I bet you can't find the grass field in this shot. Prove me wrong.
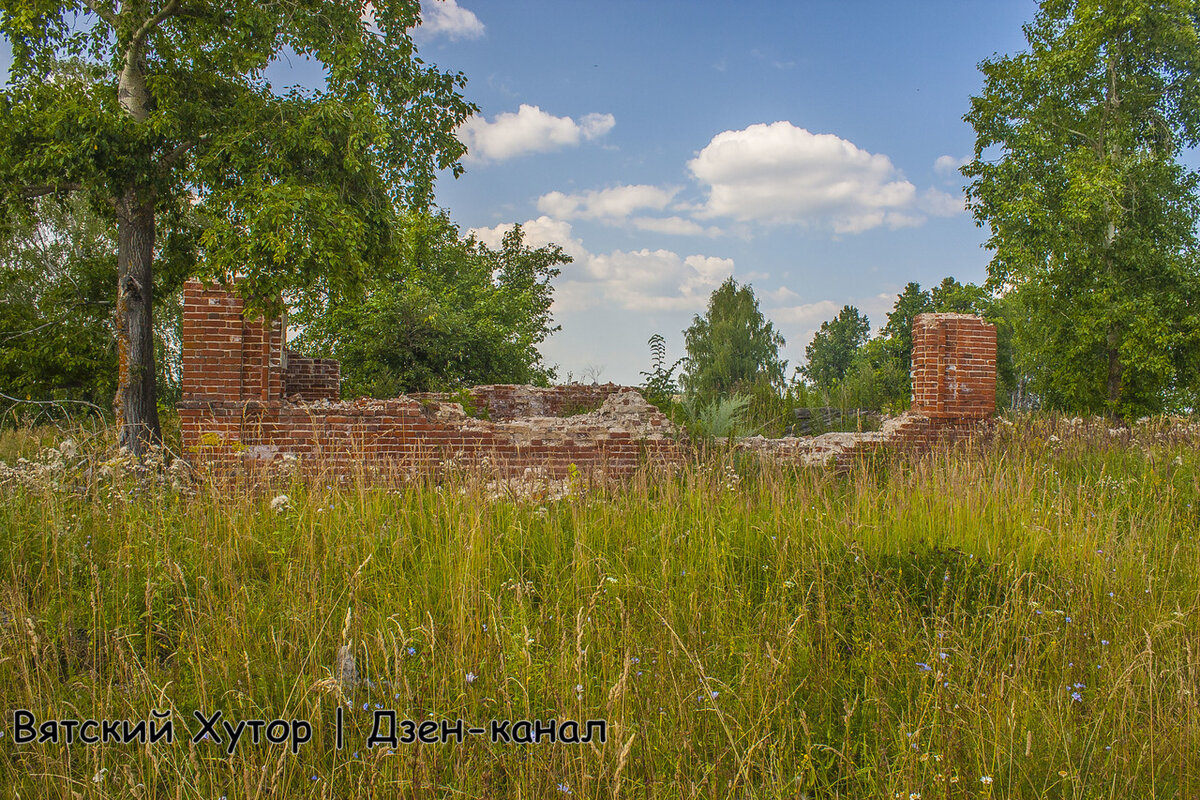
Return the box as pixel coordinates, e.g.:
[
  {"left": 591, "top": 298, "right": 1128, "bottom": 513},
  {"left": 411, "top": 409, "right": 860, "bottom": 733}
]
[{"left": 1, "top": 417, "right": 1198, "bottom": 798}]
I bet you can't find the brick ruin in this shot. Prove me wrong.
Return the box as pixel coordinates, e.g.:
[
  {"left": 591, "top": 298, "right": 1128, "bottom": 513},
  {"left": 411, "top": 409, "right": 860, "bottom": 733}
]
[
  {"left": 178, "top": 280, "right": 997, "bottom": 478},
  {"left": 734, "top": 312, "right": 997, "bottom": 467}
]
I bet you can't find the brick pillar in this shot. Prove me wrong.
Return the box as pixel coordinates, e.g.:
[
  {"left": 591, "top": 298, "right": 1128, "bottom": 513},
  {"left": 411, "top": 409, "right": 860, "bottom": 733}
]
[
  {"left": 180, "top": 280, "right": 285, "bottom": 403},
  {"left": 911, "top": 313, "right": 996, "bottom": 419}
]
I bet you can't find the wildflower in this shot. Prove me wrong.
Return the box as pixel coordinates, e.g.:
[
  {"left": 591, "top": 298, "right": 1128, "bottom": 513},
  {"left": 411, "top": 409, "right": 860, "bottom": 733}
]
[
  {"left": 916, "top": 662, "right": 932, "bottom": 672},
  {"left": 981, "top": 776, "right": 993, "bottom": 785},
  {"left": 575, "top": 684, "right": 583, "bottom": 693},
  {"left": 407, "top": 647, "right": 415, "bottom": 655},
  {"left": 939, "top": 652, "right": 948, "bottom": 660},
  {"left": 270, "top": 494, "right": 290, "bottom": 513},
  {"left": 466, "top": 672, "right": 477, "bottom": 683},
  {"left": 1101, "top": 639, "right": 1109, "bottom": 646},
  {"left": 1071, "top": 691, "right": 1082, "bottom": 702},
  {"left": 557, "top": 784, "right": 573, "bottom": 794}
]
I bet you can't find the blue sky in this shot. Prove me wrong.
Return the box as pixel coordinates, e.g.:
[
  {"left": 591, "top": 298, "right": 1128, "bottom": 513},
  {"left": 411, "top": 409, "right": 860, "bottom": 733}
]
[
  {"left": 2, "top": 1, "right": 1042, "bottom": 384},
  {"left": 410, "top": 0, "right": 1040, "bottom": 383}
]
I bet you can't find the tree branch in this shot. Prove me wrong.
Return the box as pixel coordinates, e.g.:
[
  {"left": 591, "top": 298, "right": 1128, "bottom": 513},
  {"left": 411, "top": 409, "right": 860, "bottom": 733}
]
[
  {"left": 20, "top": 183, "right": 82, "bottom": 199},
  {"left": 129, "top": 0, "right": 182, "bottom": 57},
  {"left": 159, "top": 140, "right": 194, "bottom": 173},
  {"left": 82, "top": 0, "right": 119, "bottom": 29}
]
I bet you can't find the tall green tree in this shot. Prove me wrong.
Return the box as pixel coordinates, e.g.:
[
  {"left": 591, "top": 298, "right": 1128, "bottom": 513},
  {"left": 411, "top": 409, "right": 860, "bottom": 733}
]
[
  {"left": 802, "top": 304, "right": 870, "bottom": 391},
  {"left": 291, "top": 215, "right": 567, "bottom": 397},
  {"left": 964, "top": 0, "right": 1200, "bottom": 417},
  {"left": 680, "top": 277, "right": 786, "bottom": 397},
  {"left": 0, "top": 1, "right": 474, "bottom": 453},
  {"left": 882, "top": 281, "right": 933, "bottom": 376}
]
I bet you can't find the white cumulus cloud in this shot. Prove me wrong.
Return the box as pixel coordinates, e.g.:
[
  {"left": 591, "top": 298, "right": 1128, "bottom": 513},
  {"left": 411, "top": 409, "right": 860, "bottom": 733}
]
[
  {"left": 470, "top": 218, "right": 732, "bottom": 311},
  {"left": 688, "top": 121, "right": 919, "bottom": 233},
  {"left": 769, "top": 299, "right": 840, "bottom": 326},
  {"left": 458, "top": 105, "right": 615, "bottom": 163},
  {"left": 418, "top": 0, "right": 484, "bottom": 40},
  {"left": 920, "top": 187, "right": 966, "bottom": 217},
  {"left": 537, "top": 185, "right": 676, "bottom": 221},
  {"left": 630, "top": 216, "right": 722, "bottom": 237},
  {"left": 469, "top": 215, "right": 586, "bottom": 260},
  {"left": 934, "top": 153, "right": 970, "bottom": 179}
]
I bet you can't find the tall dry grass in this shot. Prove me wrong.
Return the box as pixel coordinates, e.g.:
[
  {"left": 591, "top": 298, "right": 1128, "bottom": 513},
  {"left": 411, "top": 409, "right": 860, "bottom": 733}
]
[{"left": 0, "top": 415, "right": 1197, "bottom": 798}]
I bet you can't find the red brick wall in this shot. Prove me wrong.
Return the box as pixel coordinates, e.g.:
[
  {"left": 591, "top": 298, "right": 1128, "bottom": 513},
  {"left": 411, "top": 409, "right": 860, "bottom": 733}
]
[
  {"left": 181, "top": 280, "right": 285, "bottom": 403},
  {"left": 179, "top": 394, "right": 681, "bottom": 479},
  {"left": 179, "top": 282, "right": 680, "bottom": 478},
  {"left": 284, "top": 352, "right": 340, "bottom": 402},
  {"left": 910, "top": 313, "right": 996, "bottom": 419},
  {"left": 179, "top": 285, "right": 1000, "bottom": 479}
]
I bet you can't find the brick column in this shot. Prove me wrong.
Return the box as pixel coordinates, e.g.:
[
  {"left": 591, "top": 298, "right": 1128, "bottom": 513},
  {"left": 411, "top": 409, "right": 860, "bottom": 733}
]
[
  {"left": 180, "top": 280, "right": 285, "bottom": 404},
  {"left": 911, "top": 313, "right": 996, "bottom": 419}
]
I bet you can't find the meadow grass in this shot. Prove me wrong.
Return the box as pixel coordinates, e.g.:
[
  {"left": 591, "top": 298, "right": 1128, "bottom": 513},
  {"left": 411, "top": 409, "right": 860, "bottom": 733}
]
[{"left": 0, "top": 416, "right": 1198, "bottom": 798}]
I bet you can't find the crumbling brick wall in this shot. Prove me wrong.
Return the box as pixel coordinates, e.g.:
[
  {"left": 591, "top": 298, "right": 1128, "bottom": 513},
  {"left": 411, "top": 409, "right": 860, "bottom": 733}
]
[
  {"left": 734, "top": 312, "right": 998, "bottom": 467},
  {"left": 178, "top": 283, "right": 999, "bottom": 478},
  {"left": 411, "top": 384, "right": 626, "bottom": 420},
  {"left": 178, "top": 281, "right": 680, "bottom": 478}
]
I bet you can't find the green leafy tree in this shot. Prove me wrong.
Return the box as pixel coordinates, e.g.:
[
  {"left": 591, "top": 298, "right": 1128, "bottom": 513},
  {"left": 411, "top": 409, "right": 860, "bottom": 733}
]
[
  {"left": 0, "top": 1, "right": 474, "bottom": 453},
  {"left": 882, "top": 282, "right": 933, "bottom": 369},
  {"left": 1, "top": 195, "right": 194, "bottom": 416},
  {"left": 680, "top": 277, "right": 786, "bottom": 397},
  {"left": 964, "top": 0, "right": 1200, "bottom": 417},
  {"left": 802, "top": 305, "right": 870, "bottom": 391},
  {"left": 291, "top": 215, "right": 566, "bottom": 397},
  {"left": 0, "top": 197, "right": 117, "bottom": 410}
]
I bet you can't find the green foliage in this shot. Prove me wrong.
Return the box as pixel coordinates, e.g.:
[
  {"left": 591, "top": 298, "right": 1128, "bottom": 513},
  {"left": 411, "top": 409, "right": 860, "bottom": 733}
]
[
  {"left": 1, "top": 0, "right": 474, "bottom": 301},
  {"left": 681, "top": 277, "right": 786, "bottom": 398},
  {"left": 0, "top": 197, "right": 116, "bottom": 409},
  {"left": 0, "top": 196, "right": 187, "bottom": 413},
  {"left": 639, "top": 333, "right": 683, "bottom": 411},
  {"left": 679, "top": 393, "right": 753, "bottom": 440},
  {"left": 881, "top": 281, "right": 932, "bottom": 375},
  {"left": 802, "top": 304, "right": 871, "bottom": 391},
  {"left": 290, "top": 213, "right": 566, "bottom": 397},
  {"left": 964, "top": 0, "right": 1200, "bottom": 417},
  {"left": 0, "top": 1, "right": 476, "bottom": 444},
  {"left": 840, "top": 336, "right": 912, "bottom": 412}
]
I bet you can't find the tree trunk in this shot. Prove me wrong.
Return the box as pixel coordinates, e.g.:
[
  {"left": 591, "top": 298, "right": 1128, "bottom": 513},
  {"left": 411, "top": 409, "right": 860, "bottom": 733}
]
[
  {"left": 1106, "top": 327, "right": 1123, "bottom": 414},
  {"left": 112, "top": 47, "right": 162, "bottom": 456},
  {"left": 114, "top": 188, "right": 161, "bottom": 456}
]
